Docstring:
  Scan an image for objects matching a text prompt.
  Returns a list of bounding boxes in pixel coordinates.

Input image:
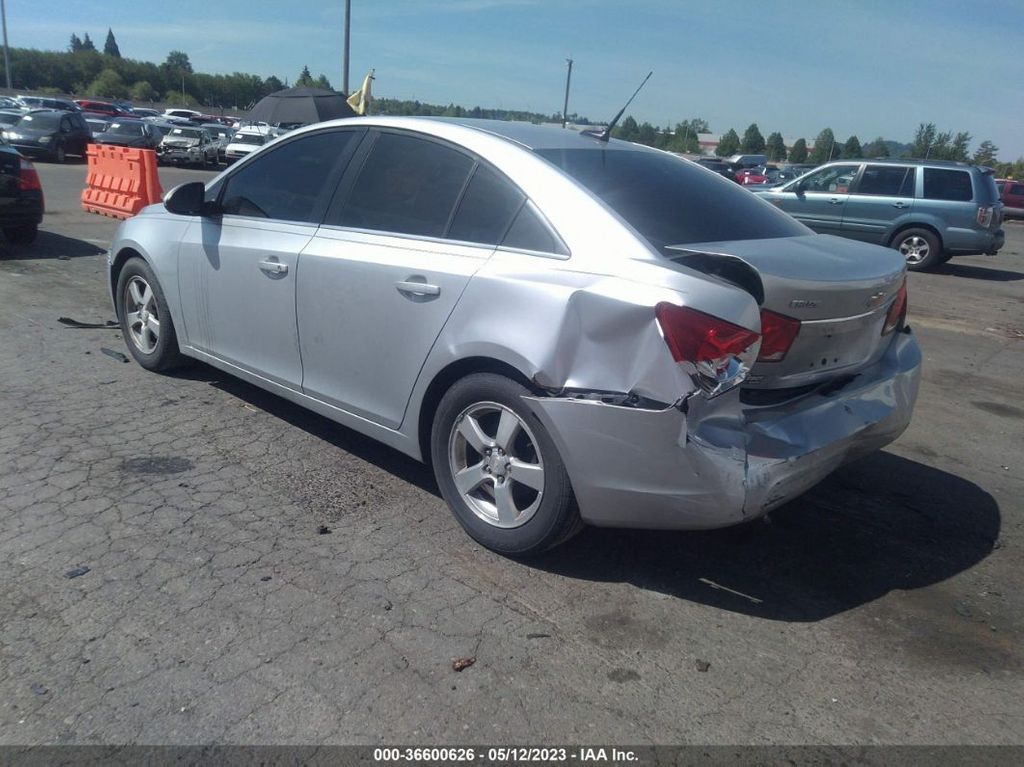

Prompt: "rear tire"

[431,373,582,556]
[54,143,66,164]
[893,227,942,271]
[4,224,38,244]
[115,257,189,372]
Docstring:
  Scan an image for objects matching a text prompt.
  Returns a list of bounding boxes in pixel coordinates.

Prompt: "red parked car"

[74,100,132,119]
[736,167,769,185]
[996,179,1024,218]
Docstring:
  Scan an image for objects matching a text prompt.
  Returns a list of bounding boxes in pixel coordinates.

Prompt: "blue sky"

[10,0,1024,158]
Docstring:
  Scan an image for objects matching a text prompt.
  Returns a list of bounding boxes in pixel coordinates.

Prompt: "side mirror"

[794,180,808,195]
[164,181,219,216]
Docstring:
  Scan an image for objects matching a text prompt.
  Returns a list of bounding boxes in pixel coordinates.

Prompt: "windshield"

[108,122,146,136]
[234,133,266,146]
[0,113,21,125]
[535,147,809,249]
[16,113,61,131]
[169,128,203,139]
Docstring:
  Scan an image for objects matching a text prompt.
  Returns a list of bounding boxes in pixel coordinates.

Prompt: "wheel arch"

[415,356,540,466]
[109,245,148,305]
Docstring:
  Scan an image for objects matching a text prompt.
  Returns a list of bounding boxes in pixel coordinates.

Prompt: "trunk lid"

[667,234,906,390]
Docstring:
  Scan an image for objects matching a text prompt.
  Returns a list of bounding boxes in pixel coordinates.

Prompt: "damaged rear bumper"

[524,328,921,530]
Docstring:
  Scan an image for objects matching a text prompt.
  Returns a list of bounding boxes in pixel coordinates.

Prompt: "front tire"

[431,373,582,556]
[115,258,188,371]
[4,224,38,244]
[894,227,942,271]
[54,143,66,164]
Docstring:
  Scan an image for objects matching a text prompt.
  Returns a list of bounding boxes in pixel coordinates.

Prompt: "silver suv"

[754,159,1004,270]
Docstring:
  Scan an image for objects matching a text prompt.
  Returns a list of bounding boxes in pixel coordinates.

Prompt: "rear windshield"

[535,147,809,249]
[108,122,145,136]
[16,113,61,130]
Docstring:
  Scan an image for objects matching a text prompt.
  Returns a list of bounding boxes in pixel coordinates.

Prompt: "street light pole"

[561,58,572,129]
[343,0,351,94]
[1,0,12,90]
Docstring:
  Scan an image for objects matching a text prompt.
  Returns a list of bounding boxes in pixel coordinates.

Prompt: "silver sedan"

[107,117,921,555]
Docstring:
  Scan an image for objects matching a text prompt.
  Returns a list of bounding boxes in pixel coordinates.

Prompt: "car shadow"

[527,451,1000,621]
[936,262,1023,281]
[0,230,105,260]
[168,362,438,493]
[167,363,1000,622]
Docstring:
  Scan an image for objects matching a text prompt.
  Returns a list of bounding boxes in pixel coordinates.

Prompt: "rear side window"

[221,130,356,223]
[1011,184,1024,196]
[333,132,473,238]
[501,203,567,255]
[923,168,973,201]
[448,164,524,245]
[857,165,915,196]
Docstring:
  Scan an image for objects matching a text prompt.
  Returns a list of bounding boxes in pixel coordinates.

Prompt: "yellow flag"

[346,70,374,115]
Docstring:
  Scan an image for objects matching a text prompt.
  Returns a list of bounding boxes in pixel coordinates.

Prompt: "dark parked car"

[996,179,1024,218]
[94,120,163,149]
[694,157,733,179]
[0,109,25,129]
[0,134,44,244]
[4,110,92,163]
[754,159,1004,270]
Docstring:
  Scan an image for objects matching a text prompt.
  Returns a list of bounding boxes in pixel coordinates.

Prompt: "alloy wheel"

[124,275,161,354]
[899,235,930,264]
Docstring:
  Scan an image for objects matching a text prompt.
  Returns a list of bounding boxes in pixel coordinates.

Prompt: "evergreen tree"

[69,33,83,53]
[862,137,890,158]
[788,138,808,163]
[296,66,315,87]
[103,29,121,58]
[715,128,740,157]
[313,73,332,90]
[842,135,862,159]
[765,131,787,161]
[81,33,97,52]
[909,122,937,158]
[740,123,765,154]
[808,128,837,163]
[973,140,998,166]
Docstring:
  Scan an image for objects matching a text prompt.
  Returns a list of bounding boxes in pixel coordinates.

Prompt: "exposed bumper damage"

[524,328,921,530]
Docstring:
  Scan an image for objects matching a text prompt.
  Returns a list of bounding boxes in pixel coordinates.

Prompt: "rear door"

[841,164,915,244]
[297,129,526,429]
[773,164,861,235]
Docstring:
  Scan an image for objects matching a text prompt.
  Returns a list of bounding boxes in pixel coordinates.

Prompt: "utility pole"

[343,0,351,94]
[1,0,12,90]
[561,58,572,129]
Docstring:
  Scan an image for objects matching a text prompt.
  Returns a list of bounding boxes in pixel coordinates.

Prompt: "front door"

[779,163,861,236]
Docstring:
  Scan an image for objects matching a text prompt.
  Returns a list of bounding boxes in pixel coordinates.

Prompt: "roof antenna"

[582,71,653,143]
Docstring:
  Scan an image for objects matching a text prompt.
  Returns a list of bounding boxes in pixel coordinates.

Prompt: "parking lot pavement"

[0,163,1021,745]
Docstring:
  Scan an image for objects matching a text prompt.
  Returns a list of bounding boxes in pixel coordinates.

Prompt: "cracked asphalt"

[0,162,1021,745]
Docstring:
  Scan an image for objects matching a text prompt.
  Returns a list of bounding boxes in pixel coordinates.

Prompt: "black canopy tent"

[247,87,356,125]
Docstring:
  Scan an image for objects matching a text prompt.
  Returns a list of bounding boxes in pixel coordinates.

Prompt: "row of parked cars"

[0,95,280,168]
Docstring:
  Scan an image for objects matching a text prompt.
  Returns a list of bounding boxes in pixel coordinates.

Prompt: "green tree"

[296,65,315,87]
[263,75,284,93]
[862,137,890,158]
[949,131,971,162]
[87,68,127,98]
[715,128,740,157]
[164,89,198,106]
[973,140,998,166]
[612,115,639,142]
[69,33,83,53]
[103,28,121,57]
[765,131,786,161]
[130,80,158,102]
[670,121,701,153]
[909,122,936,158]
[740,123,765,154]
[809,128,837,163]
[163,50,192,75]
[313,73,332,90]
[842,135,862,159]
[788,138,808,163]
[81,33,97,52]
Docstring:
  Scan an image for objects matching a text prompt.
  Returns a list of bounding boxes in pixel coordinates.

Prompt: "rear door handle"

[828,198,844,205]
[396,280,440,297]
[258,259,288,275]
[892,201,909,209]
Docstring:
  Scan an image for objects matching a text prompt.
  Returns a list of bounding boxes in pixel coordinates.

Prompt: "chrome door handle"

[258,259,288,275]
[892,201,909,209]
[395,280,440,296]
[828,198,843,205]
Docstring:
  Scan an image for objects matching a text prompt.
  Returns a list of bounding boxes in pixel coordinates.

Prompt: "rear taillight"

[882,279,908,335]
[757,309,801,362]
[18,159,42,191]
[977,206,994,227]
[655,303,760,366]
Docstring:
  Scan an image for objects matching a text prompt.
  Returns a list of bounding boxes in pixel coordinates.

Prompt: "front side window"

[332,132,473,238]
[798,164,860,193]
[923,168,973,201]
[220,130,356,223]
[856,165,915,196]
